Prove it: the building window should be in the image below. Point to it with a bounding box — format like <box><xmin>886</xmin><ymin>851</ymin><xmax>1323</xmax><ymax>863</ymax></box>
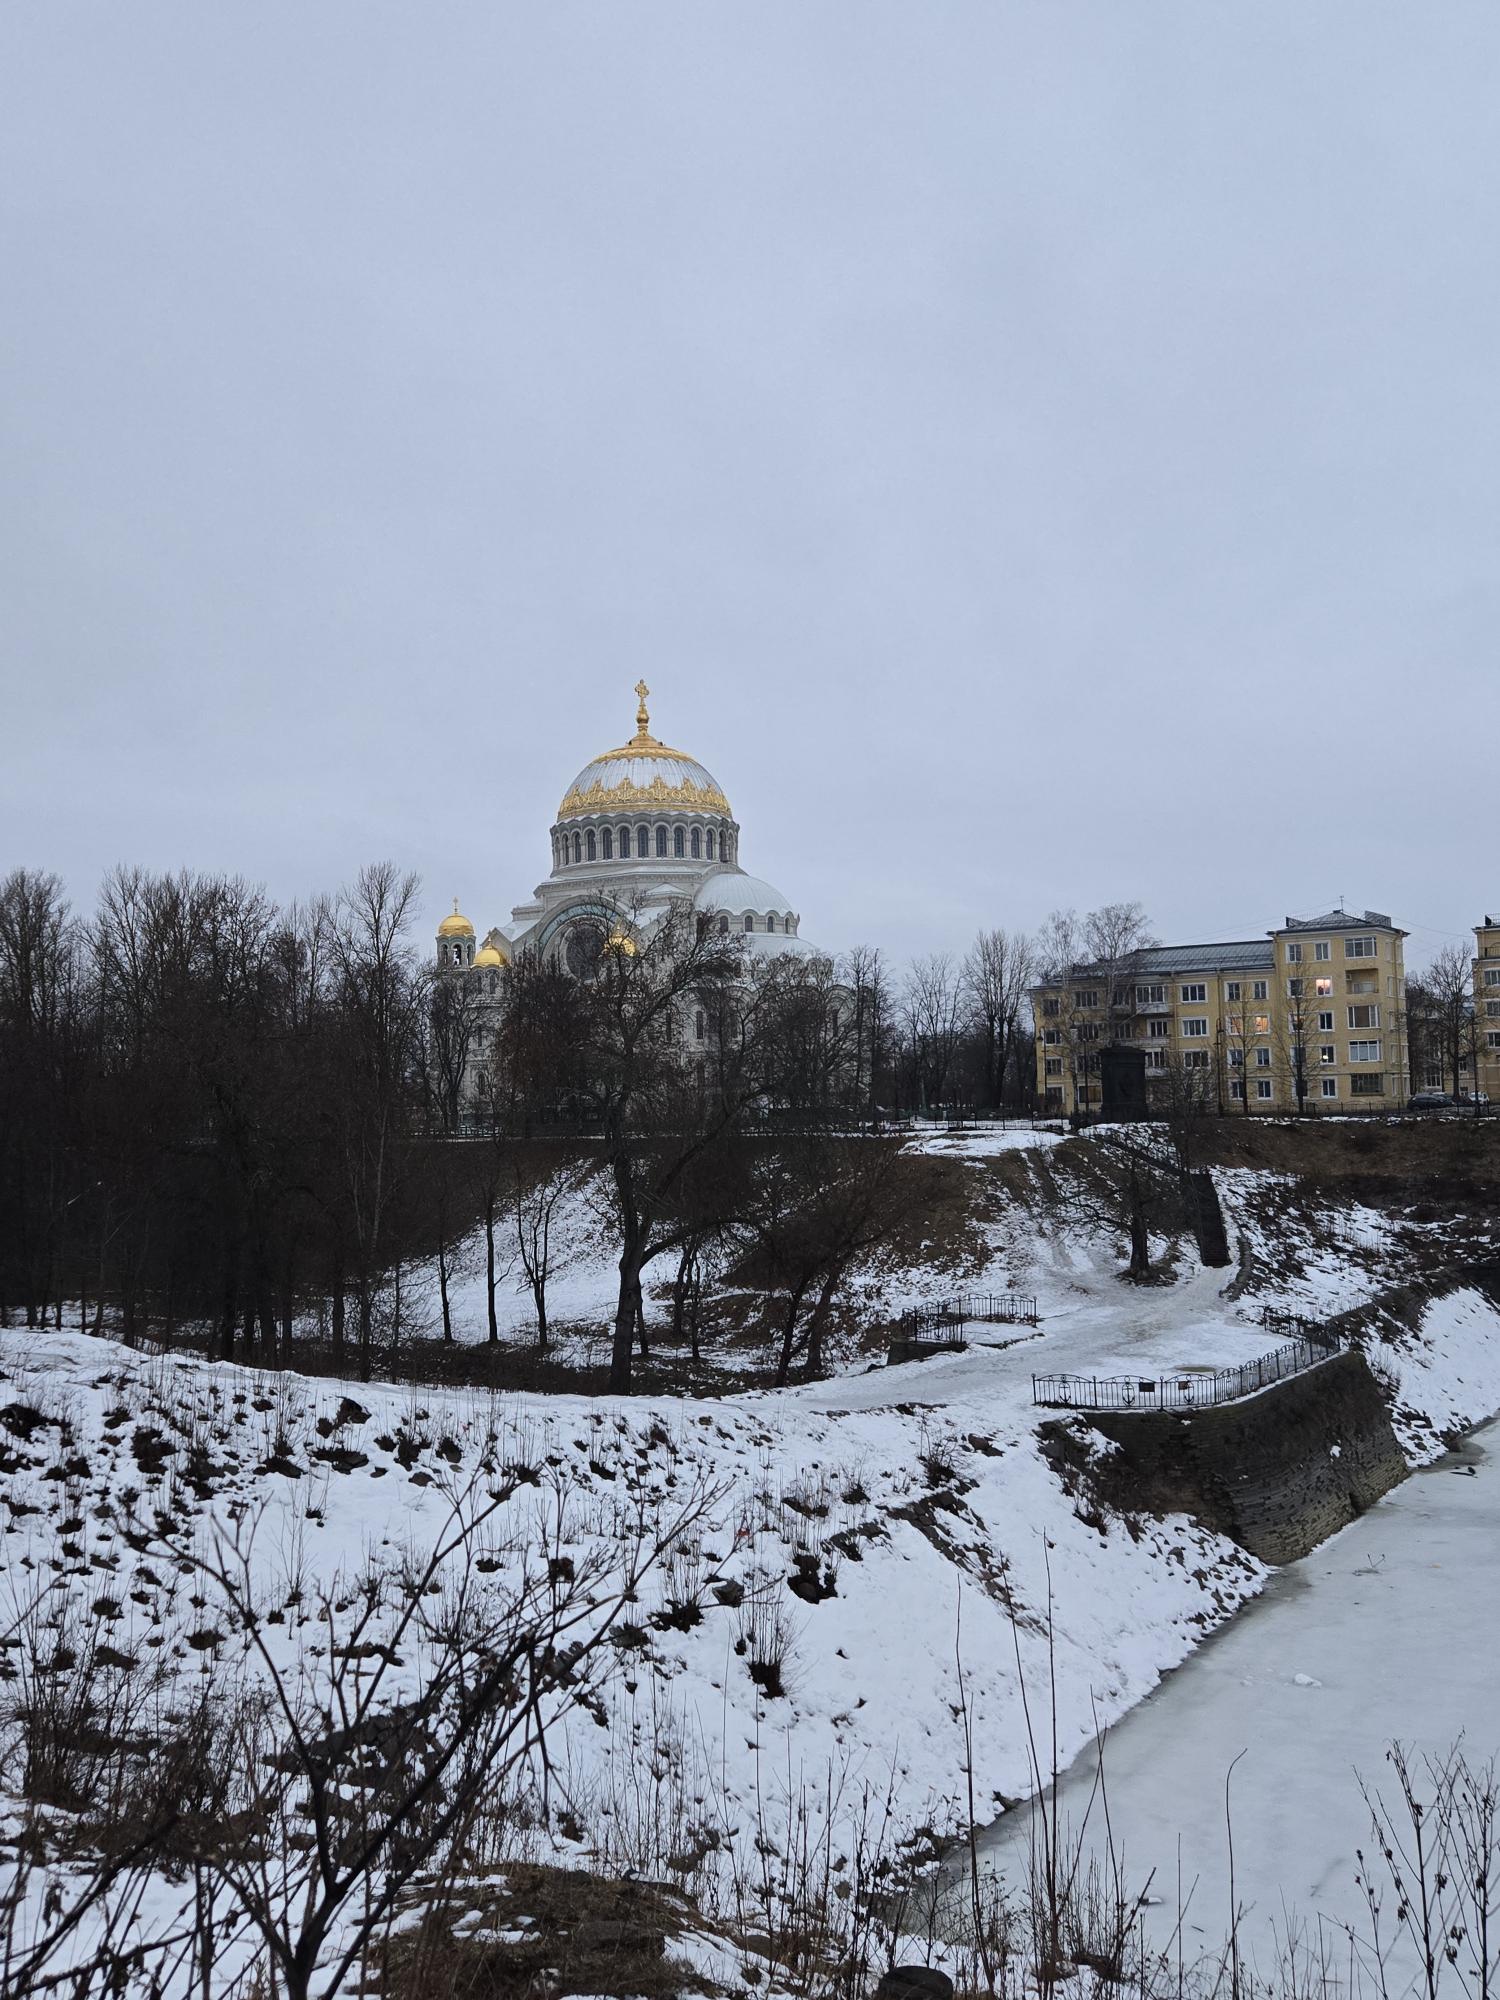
<box><xmin>1045</xmin><ymin>1087</ymin><xmax>1064</xmax><ymax>1108</ymax></box>
<box><xmin>1315</xmin><ymin>978</ymin><xmax>1333</xmax><ymax>997</ymax></box>
<box><xmin>601</xmin><ymin>827</ymin><xmax>613</xmax><ymax>859</ymax></box>
<box><xmin>585</xmin><ymin>829</ymin><xmax>597</xmax><ymax>861</ymax></box>
<box><xmin>691</xmin><ymin>827</ymin><xmax>701</xmax><ymax>858</ymax></box>
<box><xmin>1229</xmin><ymin>1048</ymin><xmax>1244</xmax><ymax>1067</ymax></box>
<box><xmin>1230</xmin><ymin>1079</ymin><xmax>1245</xmax><ymax>1100</ymax></box>
<box><xmin>1145</xmin><ymin>1049</ymin><xmax>1167</xmax><ymax>1072</ymax></box>
<box><xmin>1149</xmin><ymin>1018</ymin><xmax>1169</xmax><ymax>1039</ymax></box>
<box><xmin>1181</xmin><ymin>1017</ymin><xmax>1208</xmax><ymax>1038</ymax></box>
<box><xmin>1318</xmin><ymin>1011</ymin><xmax>1334</xmax><ymax>1032</ymax></box>
<box><xmin>1256</xmin><ymin>1046</ymin><xmax>1272</xmax><ymax>1068</ymax></box>
<box><xmin>1253</xmin><ymin>1014</ymin><xmax>1270</xmax><ymax>1034</ymax></box>
<box><xmin>1076</xmin><ymin>990</ymin><xmax>1099</xmax><ymax>1008</ymax></box>
<box><xmin>718</xmin><ymin>914</ymin><xmax>729</xmax><ymax>935</ymax></box>
<box><xmin>1181</xmin><ymin>983</ymin><xmax>1207</xmax><ymax>1003</ymax></box>
<box><xmin>767</xmin><ymin>913</ymin><xmax>777</xmax><ymax>932</ymax></box>
<box><xmin>1136</xmin><ymin>983</ymin><xmax>1165</xmax><ymax>1005</ymax></box>
<box><xmin>1042</xmin><ymin>997</ymin><xmax>1060</xmax><ymax>1017</ymax></box>
<box><xmin>1286</xmin><ymin>942</ymin><xmax>1302</xmax><ymax>963</ymax></box>
<box><xmin>1347</xmin><ymin>1005</ymin><xmax>1380</xmax><ymax>1030</ymax></box>
<box><xmin>1314</xmin><ymin>941</ymin><xmax>1331</xmax><ymax>961</ymax></box>
<box><xmin>1484</xmin><ymin>967</ymin><xmax>1500</xmax><ymax>988</ymax></box>
<box><xmin>743</xmin><ymin>913</ymin><xmax>754</xmax><ymax>932</ymax></box>
<box><xmin>572</xmin><ymin>832</ymin><xmax>582</xmax><ymax>863</ymax></box>
<box><xmin>1077</xmin><ymin>1022</ymin><xmax>1100</xmax><ymax>1042</ymax></box>
<box><xmin>617</xmin><ymin>826</ymin><xmax>630</xmax><ymax>857</ymax></box>
<box><xmin>673</xmin><ymin>826</ymin><xmax>685</xmax><ymax>858</ymax></box>
<box><xmin>1320</xmin><ymin>1045</ymin><xmax>1336</xmax><ymax>1065</ymax></box>
<box><xmin>638</xmin><ymin>824</ymin><xmax>650</xmax><ymax>856</ymax></box>
<box><xmin>705</xmin><ymin>829</ymin><xmax>716</xmax><ymax>860</ymax></box>
<box><xmin>1252</xmin><ymin>980</ymin><xmax>1268</xmax><ymax>1001</ymax></box>
<box><xmin>1183</xmin><ymin>1049</ymin><xmax>1210</xmax><ymax>1069</ymax></box>
<box><xmin>1044</xmin><ymin>1057</ymin><xmax>1063</xmax><ymax>1077</ymax></box>
<box><xmin>1042</xmin><ymin>1029</ymin><xmax>1060</xmax><ymax>1045</ymax></box>
<box><xmin>1321</xmin><ymin>1076</ymin><xmax>1339</xmax><ymax>1098</ymax></box>
<box><xmin>1225</xmin><ymin>982</ymin><xmax>1242</xmax><ymax>1001</ymax></box>
<box><xmin>1346</xmin><ymin>936</ymin><xmax>1377</xmax><ymax>958</ymax></box>
<box><xmin>656</xmin><ymin>826</ymin><xmax>668</xmax><ymax>858</ymax></box>
<box><xmin>1488</xmin><ymin>1032</ymin><xmax>1500</xmax><ymax>1049</ymax></box>
<box><xmin>1350</xmin><ymin>1072</ymin><xmax>1385</xmax><ymax>1095</ymax></box>
<box><xmin>1349</xmin><ymin>1040</ymin><xmax>1382</xmax><ymax>1063</ymax></box>
<box><xmin>1486</xmin><ymin>1002</ymin><xmax>1500</xmax><ymax>1019</ymax></box>
<box><xmin>1256</xmin><ymin>1079</ymin><xmax>1274</xmax><ymax>1099</ymax></box>
<box><xmin>694</xmin><ymin>1010</ymin><xmax>706</xmax><ymax>1041</ymax></box>
<box><xmin>1288</xmin><ymin>978</ymin><xmax>1304</xmax><ymax>998</ymax></box>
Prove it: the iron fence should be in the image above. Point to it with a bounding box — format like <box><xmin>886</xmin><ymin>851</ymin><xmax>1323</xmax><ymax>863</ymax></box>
<box><xmin>900</xmin><ymin>1294</ymin><xmax>1039</xmax><ymax>1344</ymax></box>
<box><xmin>1032</xmin><ymin>1329</ymin><xmax>1341</xmax><ymax>1413</ymax></box>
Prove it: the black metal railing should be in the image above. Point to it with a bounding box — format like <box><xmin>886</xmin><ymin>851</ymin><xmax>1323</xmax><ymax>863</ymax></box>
<box><xmin>1032</xmin><ymin>1329</ymin><xmax>1341</xmax><ymax>1412</ymax></box>
<box><xmin>900</xmin><ymin>1294</ymin><xmax>1040</xmax><ymax>1345</ymax></box>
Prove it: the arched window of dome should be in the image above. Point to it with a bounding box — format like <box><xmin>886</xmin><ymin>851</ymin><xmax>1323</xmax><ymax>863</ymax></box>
<box><xmin>601</xmin><ymin>827</ymin><xmax>613</xmax><ymax>860</ymax></box>
<box><xmin>673</xmin><ymin>826</ymin><xmax>685</xmax><ymax>859</ymax></box>
<box><xmin>717</xmin><ymin>914</ymin><xmax>729</xmax><ymax>935</ymax></box>
<box><xmin>487</xmin><ymin>971</ymin><xmax>498</xmax><ymax>996</ymax></box>
<box><xmin>585</xmin><ymin>828</ymin><xmax>597</xmax><ymax>862</ymax></box>
<box><xmin>767</xmin><ymin>913</ymin><xmax>777</xmax><ymax>933</ymax></box>
<box><xmin>690</xmin><ymin>827</ymin><xmax>701</xmax><ymax>859</ymax></box>
<box><xmin>637</xmin><ymin>823</ymin><xmax>650</xmax><ymax>857</ymax></box>
<box><xmin>694</xmin><ymin>1009</ymin><xmax>705</xmax><ymax>1041</ymax></box>
<box><xmin>655</xmin><ymin>825</ymin><xmax>668</xmax><ymax>858</ymax></box>
<box><xmin>618</xmin><ymin>826</ymin><xmax>630</xmax><ymax>858</ymax></box>
<box><xmin>705</xmin><ymin>828</ymin><xmax>715</xmax><ymax>860</ymax></box>
<box><xmin>743</xmin><ymin>913</ymin><xmax>754</xmax><ymax>934</ymax></box>
<box><xmin>572</xmin><ymin>831</ymin><xmax>582</xmax><ymax>864</ymax></box>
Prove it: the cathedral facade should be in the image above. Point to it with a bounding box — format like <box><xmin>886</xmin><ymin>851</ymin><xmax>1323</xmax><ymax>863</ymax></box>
<box><xmin>435</xmin><ymin>685</ymin><xmax>823</xmax><ymax>1099</ymax></box>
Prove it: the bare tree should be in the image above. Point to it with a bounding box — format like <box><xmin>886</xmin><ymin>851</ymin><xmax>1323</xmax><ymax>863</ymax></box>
<box><xmin>961</xmin><ymin>927</ymin><xmax>1034</xmax><ymax>1112</ymax></box>
<box><xmin>512</xmin><ymin>1153</ymin><xmax>582</xmax><ymax>1349</ymax></box>
<box><xmin>902</xmin><ymin>953</ymin><xmax>963</xmax><ymax>1114</ymax></box>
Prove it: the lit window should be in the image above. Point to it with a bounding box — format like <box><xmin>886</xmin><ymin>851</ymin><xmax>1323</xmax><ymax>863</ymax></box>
<box><xmin>1319</xmin><ymin>1045</ymin><xmax>1336</xmax><ymax>1065</ymax></box>
<box><xmin>1253</xmin><ymin>1014</ymin><xmax>1270</xmax><ymax>1034</ymax></box>
<box><xmin>1315</xmin><ymin>978</ymin><xmax>1333</xmax><ymax>997</ymax></box>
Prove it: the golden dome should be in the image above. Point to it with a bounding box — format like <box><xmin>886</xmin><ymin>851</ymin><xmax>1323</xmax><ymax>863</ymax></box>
<box><xmin>473</xmin><ymin>942</ymin><xmax>509</xmax><ymax>970</ymax></box>
<box><xmin>557</xmin><ymin>682</ymin><xmax>732</xmax><ymax>823</ymax></box>
<box><xmin>437</xmin><ymin>898</ymin><xmax>475</xmax><ymax>939</ymax></box>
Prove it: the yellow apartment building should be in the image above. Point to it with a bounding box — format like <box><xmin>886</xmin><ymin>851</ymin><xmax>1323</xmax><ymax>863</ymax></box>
<box><xmin>1475</xmin><ymin>918</ymin><xmax>1500</xmax><ymax>1101</ymax></box>
<box><xmin>1033</xmin><ymin>908</ymin><xmax>1409</xmax><ymax>1116</ymax></box>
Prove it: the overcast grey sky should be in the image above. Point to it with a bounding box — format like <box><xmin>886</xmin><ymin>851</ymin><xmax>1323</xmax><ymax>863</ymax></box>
<box><xmin>3</xmin><ymin>5</ymin><xmax>1495</xmax><ymax>969</ymax></box>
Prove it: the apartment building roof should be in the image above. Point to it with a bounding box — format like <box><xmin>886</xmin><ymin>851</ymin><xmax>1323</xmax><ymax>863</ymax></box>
<box><xmin>1281</xmin><ymin>907</ymin><xmax>1395</xmax><ymax>931</ymax></box>
<box><xmin>1037</xmin><ymin>938</ymin><xmax>1275</xmax><ymax>986</ymax></box>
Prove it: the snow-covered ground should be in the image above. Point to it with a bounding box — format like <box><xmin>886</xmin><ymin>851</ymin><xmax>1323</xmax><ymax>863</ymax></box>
<box><xmin>5</xmin><ymin>1135</ymin><xmax>1500</xmax><ymax>1993</ymax></box>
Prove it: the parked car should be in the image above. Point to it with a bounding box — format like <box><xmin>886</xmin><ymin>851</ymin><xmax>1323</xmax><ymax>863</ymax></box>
<box><xmin>1456</xmin><ymin>1091</ymin><xmax>1492</xmax><ymax>1109</ymax></box>
<box><xmin>1408</xmin><ymin>1090</ymin><xmax>1454</xmax><ymax>1111</ymax></box>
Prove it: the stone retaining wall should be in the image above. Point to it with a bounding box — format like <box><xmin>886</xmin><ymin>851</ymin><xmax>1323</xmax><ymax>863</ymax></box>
<box><xmin>1081</xmin><ymin>1349</ymin><xmax>1408</xmax><ymax>1563</ymax></box>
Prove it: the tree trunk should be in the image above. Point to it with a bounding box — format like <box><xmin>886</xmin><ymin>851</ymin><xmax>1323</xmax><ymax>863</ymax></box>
<box><xmin>437</xmin><ymin>1232</ymin><xmax>452</xmax><ymax>1343</ymax></box>
<box><xmin>530</xmin><ymin>1269</ymin><xmax>548</xmax><ymax>1351</ymax></box>
<box><xmin>331</xmin><ymin>1270</ymin><xmax>345</xmax><ymax>1362</ymax></box>
<box><xmin>356</xmin><ymin>1284</ymin><xmax>373</xmax><ymax>1382</ymax></box>
<box><xmin>774</xmin><ymin>1279</ymin><xmax>809</xmax><ymax>1387</ymax></box>
<box><xmin>1126</xmin><ymin>1198</ymin><xmax>1151</xmax><ymax>1281</ymax></box>
<box><xmin>804</xmin><ymin>1270</ymin><xmax>841</xmax><ymax>1380</ymax></box>
<box><xmin>484</xmin><ymin>1192</ymin><xmax>499</xmax><ymax>1344</ymax></box>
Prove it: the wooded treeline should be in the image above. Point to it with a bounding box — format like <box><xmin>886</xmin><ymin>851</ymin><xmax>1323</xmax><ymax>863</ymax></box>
<box><xmin>0</xmin><ymin>865</ymin><xmax>1040</xmax><ymax>1388</ymax></box>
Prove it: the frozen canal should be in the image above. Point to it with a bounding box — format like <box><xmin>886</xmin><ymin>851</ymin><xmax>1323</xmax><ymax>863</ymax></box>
<box><xmin>973</xmin><ymin>1422</ymin><xmax>1500</xmax><ymax>1977</ymax></box>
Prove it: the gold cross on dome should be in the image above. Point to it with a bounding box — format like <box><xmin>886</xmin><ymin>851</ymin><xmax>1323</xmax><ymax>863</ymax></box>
<box><xmin>634</xmin><ymin>679</ymin><xmax>651</xmax><ymax>737</ymax></box>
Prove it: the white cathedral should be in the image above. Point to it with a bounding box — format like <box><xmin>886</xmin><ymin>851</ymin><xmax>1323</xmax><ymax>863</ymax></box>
<box><xmin>435</xmin><ymin>682</ymin><xmax>822</xmax><ymax>1005</ymax></box>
